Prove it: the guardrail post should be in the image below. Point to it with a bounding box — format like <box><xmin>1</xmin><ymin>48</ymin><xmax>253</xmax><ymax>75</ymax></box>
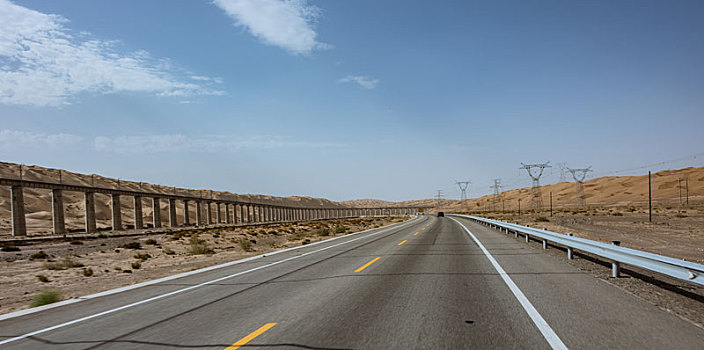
<box><xmin>11</xmin><ymin>185</ymin><xmax>27</xmax><ymax>236</ymax></box>
<box><xmin>169</xmin><ymin>198</ymin><xmax>177</xmax><ymax>227</ymax></box>
<box><xmin>611</xmin><ymin>241</ymin><xmax>621</xmax><ymax>278</ymax></box>
<box><xmin>51</xmin><ymin>189</ymin><xmax>66</xmax><ymax>235</ymax></box>
<box><xmin>134</xmin><ymin>196</ymin><xmax>143</xmax><ymax>229</ymax></box>
<box><xmin>111</xmin><ymin>194</ymin><xmax>122</xmax><ymax>230</ymax></box>
<box><xmin>184</xmin><ymin>200</ymin><xmax>190</xmax><ymax>226</ymax></box>
<box><xmin>152</xmin><ymin>197</ymin><xmax>161</xmax><ymax>228</ymax></box>
<box><xmin>542</xmin><ymin>240</ymin><xmax>547</xmax><ymax>250</ymax></box>
<box><xmin>525</xmin><ymin>234</ymin><xmax>530</xmax><ymax>243</ymax></box>
<box><xmin>85</xmin><ymin>192</ymin><xmax>97</xmax><ymax>233</ymax></box>
<box><xmin>566</xmin><ymin>233</ymin><xmax>573</xmax><ymax>259</ymax></box>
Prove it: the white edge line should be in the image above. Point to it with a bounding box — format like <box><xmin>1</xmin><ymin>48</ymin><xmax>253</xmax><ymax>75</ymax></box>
<box><xmin>0</xmin><ymin>217</ymin><xmax>424</xmax><ymax>345</ymax></box>
<box><xmin>0</xmin><ymin>217</ymin><xmax>422</xmax><ymax>323</ymax></box>
<box><xmin>448</xmin><ymin>217</ymin><xmax>568</xmax><ymax>350</ymax></box>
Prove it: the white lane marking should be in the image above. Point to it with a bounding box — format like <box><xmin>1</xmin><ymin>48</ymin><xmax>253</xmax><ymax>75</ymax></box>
<box><xmin>0</xmin><ymin>217</ymin><xmax>423</xmax><ymax>323</ymax></box>
<box><xmin>449</xmin><ymin>217</ymin><xmax>568</xmax><ymax>350</ymax></box>
<box><xmin>0</xmin><ymin>217</ymin><xmax>424</xmax><ymax>346</ymax></box>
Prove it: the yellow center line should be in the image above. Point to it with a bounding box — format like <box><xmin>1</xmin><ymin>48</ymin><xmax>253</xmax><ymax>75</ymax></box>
<box><xmin>355</xmin><ymin>257</ymin><xmax>381</xmax><ymax>272</ymax></box>
<box><xmin>225</xmin><ymin>323</ymin><xmax>277</xmax><ymax>350</ymax></box>
<box><xmin>398</xmin><ymin>240</ymin><xmax>408</xmax><ymax>246</ymax></box>
<box><xmin>413</xmin><ymin>231</ymin><xmax>419</xmax><ymax>236</ymax></box>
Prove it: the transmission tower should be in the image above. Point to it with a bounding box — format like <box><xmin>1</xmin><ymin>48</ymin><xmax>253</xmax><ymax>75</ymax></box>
<box><xmin>556</xmin><ymin>162</ymin><xmax>568</xmax><ymax>182</ymax></box>
<box><xmin>567</xmin><ymin>166</ymin><xmax>592</xmax><ymax>207</ymax></box>
<box><xmin>490</xmin><ymin>179</ymin><xmax>502</xmax><ymax>210</ymax></box>
<box><xmin>520</xmin><ymin>162</ymin><xmax>551</xmax><ymax>210</ymax></box>
<box><xmin>435</xmin><ymin>190</ymin><xmax>444</xmax><ymax>208</ymax></box>
<box><xmin>455</xmin><ymin>180</ymin><xmax>471</xmax><ymax>201</ymax></box>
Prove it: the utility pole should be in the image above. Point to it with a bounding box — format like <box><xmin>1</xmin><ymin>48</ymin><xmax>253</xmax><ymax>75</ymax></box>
<box><xmin>648</xmin><ymin>171</ymin><xmax>652</xmax><ymax>223</ymax></box>
<box><xmin>678</xmin><ymin>178</ymin><xmax>682</xmax><ymax>205</ymax></box>
<box><xmin>686</xmin><ymin>177</ymin><xmax>689</xmax><ymax>206</ymax></box>
<box><xmin>550</xmin><ymin>191</ymin><xmax>553</xmax><ymax>217</ymax></box>
<box><xmin>455</xmin><ymin>181</ymin><xmax>470</xmax><ymax>201</ymax></box>
<box><xmin>518</xmin><ymin>198</ymin><xmax>521</xmax><ymax>215</ymax></box>
<box><xmin>567</xmin><ymin>166</ymin><xmax>592</xmax><ymax>208</ymax></box>
<box><xmin>521</xmin><ymin>162</ymin><xmax>551</xmax><ymax>210</ymax></box>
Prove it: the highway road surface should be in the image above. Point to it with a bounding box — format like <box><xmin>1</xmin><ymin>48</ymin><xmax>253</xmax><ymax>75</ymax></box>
<box><xmin>1</xmin><ymin>215</ymin><xmax>703</xmax><ymax>349</ymax></box>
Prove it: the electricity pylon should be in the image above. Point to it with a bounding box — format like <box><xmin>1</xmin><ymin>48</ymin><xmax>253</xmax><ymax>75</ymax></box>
<box><xmin>455</xmin><ymin>180</ymin><xmax>470</xmax><ymax>201</ymax></box>
<box><xmin>520</xmin><ymin>162</ymin><xmax>551</xmax><ymax>210</ymax></box>
<box><xmin>568</xmin><ymin>166</ymin><xmax>592</xmax><ymax>207</ymax></box>
<box><xmin>490</xmin><ymin>179</ymin><xmax>502</xmax><ymax>210</ymax></box>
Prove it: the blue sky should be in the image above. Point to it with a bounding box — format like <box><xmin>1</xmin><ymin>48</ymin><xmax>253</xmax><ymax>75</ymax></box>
<box><xmin>1</xmin><ymin>0</ymin><xmax>703</xmax><ymax>201</ymax></box>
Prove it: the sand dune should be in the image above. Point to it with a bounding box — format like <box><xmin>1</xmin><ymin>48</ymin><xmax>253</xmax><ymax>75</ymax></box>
<box><xmin>344</xmin><ymin>167</ymin><xmax>704</xmax><ymax>212</ymax></box>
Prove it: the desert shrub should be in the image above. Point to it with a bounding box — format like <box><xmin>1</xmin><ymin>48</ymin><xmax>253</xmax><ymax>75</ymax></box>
<box><xmin>69</xmin><ymin>240</ymin><xmax>83</xmax><ymax>245</ymax></box>
<box><xmin>44</xmin><ymin>257</ymin><xmax>84</xmax><ymax>270</ymax></box>
<box><xmin>97</xmin><ymin>233</ymin><xmax>108</xmax><ymax>238</ymax></box>
<box><xmin>675</xmin><ymin>213</ymin><xmax>687</xmax><ymax>218</ymax></box>
<box><xmin>82</xmin><ymin>268</ymin><xmax>94</xmax><ymax>277</ymax></box>
<box><xmin>163</xmin><ymin>248</ymin><xmax>175</xmax><ymax>255</ymax></box>
<box><xmin>612</xmin><ymin>212</ymin><xmax>623</xmax><ymax>216</ymax></box>
<box><xmin>122</xmin><ymin>269</ymin><xmax>132</xmax><ymax>273</ymax></box>
<box><xmin>131</xmin><ymin>262</ymin><xmax>141</xmax><ymax>269</ymax></box>
<box><xmin>36</xmin><ymin>274</ymin><xmax>50</xmax><ymax>283</ymax></box>
<box><xmin>30</xmin><ymin>290</ymin><xmax>62</xmax><ymax>307</ymax></box>
<box><xmin>302</xmin><ymin>239</ymin><xmax>311</xmax><ymax>245</ymax></box>
<box><xmin>187</xmin><ymin>236</ymin><xmax>214</xmax><ymax>255</ymax></box>
<box><xmin>30</xmin><ymin>251</ymin><xmax>49</xmax><ymax>260</ymax></box>
<box><xmin>145</xmin><ymin>239</ymin><xmax>158</xmax><ymax>245</ymax></box>
<box><xmin>535</xmin><ymin>216</ymin><xmax>549</xmax><ymax>222</ymax></box>
<box><xmin>665</xmin><ymin>206</ymin><xmax>672</xmax><ymax>210</ymax></box>
<box><xmin>334</xmin><ymin>226</ymin><xmax>348</xmax><ymax>234</ymax></box>
<box><xmin>133</xmin><ymin>253</ymin><xmax>151</xmax><ymax>261</ymax></box>
<box><xmin>120</xmin><ymin>242</ymin><xmax>141</xmax><ymax>250</ymax></box>
<box><xmin>315</xmin><ymin>227</ymin><xmax>331</xmax><ymax>236</ymax></box>
<box><xmin>114</xmin><ymin>266</ymin><xmax>122</xmax><ymax>271</ymax></box>
<box><xmin>236</xmin><ymin>237</ymin><xmax>254</xmax><ymax>252</ymax></box>
<box><xmin>1</xmin><ymin>245</ymin><xmax>20</xmax><ymax>252</ymax></box>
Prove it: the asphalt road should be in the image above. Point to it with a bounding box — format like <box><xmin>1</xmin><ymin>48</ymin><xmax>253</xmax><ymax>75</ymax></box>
<box><xmin>1</xmin><ymin>215</ymin><xmax>703</xmax><ymax>349</ymax></box>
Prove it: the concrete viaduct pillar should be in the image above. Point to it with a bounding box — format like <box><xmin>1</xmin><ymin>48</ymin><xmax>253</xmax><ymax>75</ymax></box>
<box><xmin>169</xmin><ymin>198</ymin><xmax>177</xmax><ymax>227</ymax></box>
<box><xmin>134</xmin><ymin>196</ymin><xmax>143</xmax><ymax>229</ymax></box>
<box><xmin>85</xmin><ymin>192</ymin><xmax>97</xmax><ymax>233</ymax></box>
<box><xmin>152</xmin><ymin>197</ymin><xmax>161</xmax><ymax>228</ymax></box>
<box><xmin>52</xmin><ymin>189</ymin><xmax>66</xmax><ymax>235</ymax></box>
<box><xmin>184</xmin><ymin>200</ymin><xmax>190</xmax><ymax>226</ymax></box>
<box><xmin>226</xmin><ymin>203</ymin><xmax>233</xmax><ymax>224</ymax></box>
<box><xmin>111</xmin><ymin>194</ymin><xmax>122</xmax><ymax>230</ymax></box>
<box><xmin>206</xmin><ymin>202</ymin><xmax>214</xmax><ymax>225</ymax></box>
<box><xmin>216</xmin><ymin>202</ymin><xmax>222</xmax><ymax>224</ymax></box>
<box><xmin>196</xmin><ymin>201</ymin><xmax>203</xmax><ymax>226</ymax></box>
<box><xmin>11</xmin><ymin>185</ymin><xmax>27</xmax><ymax>236</ymax></box>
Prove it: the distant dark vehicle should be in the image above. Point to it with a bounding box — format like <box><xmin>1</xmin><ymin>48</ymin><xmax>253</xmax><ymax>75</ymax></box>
<box><xmin>437</xmin><ymin>212</ymin><xmax>444</xmax><ymax>217</ymax></box>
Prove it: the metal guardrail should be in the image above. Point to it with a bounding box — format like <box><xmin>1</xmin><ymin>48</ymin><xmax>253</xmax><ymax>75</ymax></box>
<box><xmin>451</xmin><ymin>214</ymin><xmax>704</xmax><ymax>288</ymax></box>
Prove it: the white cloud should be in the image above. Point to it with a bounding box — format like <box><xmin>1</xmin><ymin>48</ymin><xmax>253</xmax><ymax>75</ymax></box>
<box><xmin>213</xmin><ymin>0</ymin><xmax>329</xmax><ymax>55</ymax></box>
<box><xmin>0</xmin><ymin>0</ymin><xmax>223</xmax><ymax>107</ymax></box>
<box><xmin>338</xmin><ymin>75</ymin><xmax>379</xmax><ymax>89</ymax></box>
<box><xmin>93</xmin><ymin>134</ymin><xmax>342</xmax><ymax>154</ymax></box>
<box><xmin>0</xmin><ymin>129</ymin><xmax>83</xmax><ymax>149</ymax></box>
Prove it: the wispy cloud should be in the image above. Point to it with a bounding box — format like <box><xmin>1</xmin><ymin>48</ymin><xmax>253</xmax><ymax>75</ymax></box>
<box><xmin>0</xmin><ymin>129</ymin><xmax>83</xmax><ymax>149</ymax></box>
<box><xmin>93</xmin><ymin>134</ymin><xmax>343</xmax><ymax>154</ymax></box>
<box><xmin>213</xmin><ymin>0</ymin><xmax>329</xmax><ymax>55</ymax></box>
<box><xmin>0</xmin><ymin>0</ymin><xmax>224</xmax><ymax>107</ymax></box>
<box><xmin>338</xmin><ymin>75</ymin><xmax>379</xmax><ymax>89</ymax></box>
